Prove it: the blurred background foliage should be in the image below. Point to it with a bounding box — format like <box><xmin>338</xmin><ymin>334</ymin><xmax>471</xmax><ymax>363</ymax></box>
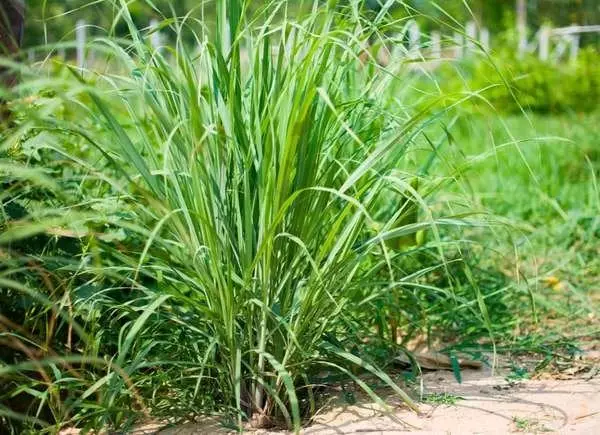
<box><xmin>429</xmin><ymin>46</ymin><xmax>600</xmax><ymax>114</ymax></box>
<box><xmin>23</xmin><ymin>0</ymin><xmax>600</xmax><ymax>48</ymax></box>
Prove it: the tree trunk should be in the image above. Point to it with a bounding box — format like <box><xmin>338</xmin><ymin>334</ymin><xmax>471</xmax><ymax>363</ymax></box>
<box><xmin>0</xmin><ymin>0</ymin><xmax>25</xmax><ymax>120</ymax></box>
<box><xmin>0</xmin><ymin>0</ymin><xmax>24</xmax><ymax>52</ymax></box>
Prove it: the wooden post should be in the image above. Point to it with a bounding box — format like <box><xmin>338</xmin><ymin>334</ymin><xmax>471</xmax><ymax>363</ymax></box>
<box><xmin>539</xmin><ymin>25</ymin><xmax>550</xmax><ymax>61</ymax></box>
<box><xmin>430</xmin><ymin>31</ymin><xmax>441</xmax><ymax>59</ymax></box>
<box><xmin>465</xmin><ymin>21</ymin><xmax>477</xmax><ymax>53</ymax></box>
<box><xmin>0</xmin><ymin>0</ymin><xmax>24</xmax><ymax>56</ymax></box>
<box><xmin>570</xmin><ymin>34</ymin><xmax>580</xmax><ymax>62</ymax></box>
<box><xmin>76</xmin><ymin>19</ymin><xmax>86</xmax><ymax>69</ymax></box>
<box><xmin>285</xmin><ymin>26</ymin><xmax>296</xmax><ymax>58</ymax></box>
<box><xmin>453</xmin><ymin>32</ymin><xmax>464</xmax><ymax>58</ymax></box>
<box><xmin>480</xmin><ymin>27</ymin><xmax>490</xmax><ymax>52</ymax></box>
<box><xmin>0</xmin><ymin>0</ymin><xmax>25</xmax><ymax>119</ymax></box>
<box><xmin>149</xmin><ymin>19</ymin><xmax>161</xmax><ymax>50</ymax></box>
<box><xmin>390</xmin><ymin>36</ymin><xmax>403</xmax><ymax>63</ymax></box>
<box><xmin>517</xmin><ymin>0</ymin><xmax>527</xmax><ymax>57</ymax></box>
<box><xmin>408</xmin><ymin>21</ymin><xmax>420</xmax><ymax>58</ymax></box>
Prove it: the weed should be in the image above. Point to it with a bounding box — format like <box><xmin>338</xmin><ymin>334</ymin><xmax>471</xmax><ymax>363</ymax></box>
<box><xmin>512</xmin><ymin>416</ymin><xmax>552</xmax><ymax>433</ymax></box>
<box><xmin>422</xmin><ymin>392</ymin><xmax>464</xmax><ymax>405</ymax></box>
<box><xmin>506</xmin><ymin>364</ymin><xmax>530</xmax><ymax>382</ymax></box>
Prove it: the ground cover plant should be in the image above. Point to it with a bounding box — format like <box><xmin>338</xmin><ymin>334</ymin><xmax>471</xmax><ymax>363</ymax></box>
<box><xmin>420</xmin><ymin>110</ymin><xmax>600</xmax><ymax>372</ymax></box>
<box><xmin>0</xmin><ymin>1</ymin><xmax>508</xmax><ymax>432</ymax></box>
<box><xmin>449</xmin><ymin>112</ymin><xmax>599</xmax><ymax>337</ymax></box>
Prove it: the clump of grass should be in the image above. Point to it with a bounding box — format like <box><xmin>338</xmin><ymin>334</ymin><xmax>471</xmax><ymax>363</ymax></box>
<box><xmin>422</xmin><ymin>392</ymin><xmax>464</xmax><ymax>405</ymax></box>
<box><xmin>0</xmin><ymin>0</ymin><xmax>496</xmax><ymax>432</ymax></box>
<box><xmin>512</xmin><ymin>416</ymin><xmax>552</xmax><ymax>433</ymax></box>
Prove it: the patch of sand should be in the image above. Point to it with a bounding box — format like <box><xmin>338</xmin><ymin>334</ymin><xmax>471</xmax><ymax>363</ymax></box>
<box><xmin>153</xmin><ymin>369</ymin><xmax>600</xmax><ymax>434</ymax></box>
<box><xmin>294</xmin><ymin>370</ymin><xmax>600</xmax><ymax>434</ymax></box>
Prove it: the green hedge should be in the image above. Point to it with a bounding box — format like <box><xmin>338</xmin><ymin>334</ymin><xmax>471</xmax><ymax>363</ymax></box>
<box><xmin>434</xmin><ymin>47</ymin><xmax>600</xmax><ymax>114</ymax></box>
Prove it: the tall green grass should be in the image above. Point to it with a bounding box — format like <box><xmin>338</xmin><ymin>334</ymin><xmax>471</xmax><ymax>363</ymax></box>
<box><xmin>0</xmin><ymin>0</ymin><xmax>496</xmax><ymax>432</ymax></box>
<box><xmin>449</xmin><ymin>113</ymin><xmax>599</xmax><ymax>323</ymax></box>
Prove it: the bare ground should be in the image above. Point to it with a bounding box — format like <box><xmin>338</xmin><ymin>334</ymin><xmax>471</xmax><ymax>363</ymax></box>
<box><xmin>286</xmin><ymin>370</ymin><xmax>600</xmax><ymax>434</ymax></box>
<box><xmin>145</xmin><ymin>349</ymin><xmax>600</xmax><ymax>435</ymax></box>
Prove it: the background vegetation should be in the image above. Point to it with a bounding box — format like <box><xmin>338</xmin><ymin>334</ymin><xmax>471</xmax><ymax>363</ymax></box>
<box><xmin>23</xmin><ymin>0</ymin><xmax>600</xmax><ymax>48</ymax></box>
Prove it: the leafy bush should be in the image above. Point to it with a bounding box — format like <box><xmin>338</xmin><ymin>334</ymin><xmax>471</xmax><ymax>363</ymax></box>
<box><xmin>435</xmin><ymin>46</ymin><xmax>600</xmax><ymax>114</ymax></box>
<box><xmin>0</xmin><ymin>1</ymin><xmax>507</xmax><ymax>432</ymax></box>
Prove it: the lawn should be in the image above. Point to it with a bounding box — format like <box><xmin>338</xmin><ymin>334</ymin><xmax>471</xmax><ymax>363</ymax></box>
<box><xmin>456</xmin><ymin>112</ymin><xmax>599</xmax><ymax>324</ymax></box>
<box><xmin>442</xmin><ymin>111</ymin><xmax>599</xmax><ymax>363</ymax></box>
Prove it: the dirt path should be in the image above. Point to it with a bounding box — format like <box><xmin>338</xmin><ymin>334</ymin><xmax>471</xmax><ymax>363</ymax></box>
<box><xmin>292</xmin><ymin>371</ymin><xmax>600</xmax><ymax>434</ymax></box>
<box><xmin>153</xmin><ymin>369</ymin><xmax>600</xmax><ymax>435</ymax></box>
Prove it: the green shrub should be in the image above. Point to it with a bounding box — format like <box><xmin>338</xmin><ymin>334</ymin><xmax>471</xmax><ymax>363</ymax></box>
<box><xmin>0</xmin><ymin>1</ymin><xmax>504</xmax><ymax>432</ymax></box>
<box><xmin>434</xmin><ymin>46</ymin><xmax>600</xmax><ymax>114</ymax></box>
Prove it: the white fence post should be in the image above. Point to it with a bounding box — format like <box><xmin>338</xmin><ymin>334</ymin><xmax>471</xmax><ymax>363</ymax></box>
<box><xmin>76</xmin><ymin>19</ymin><xmax>86</xmax><ymax>69</ymax></box>
<box><xmin>480</xmin><ymin>27</ymin><xmax>490</xmax><ymax>52</ymax></box>
<box><xmin>150</xmin><ymin>19</ymin><xmax>161</xmax><ymax>50</ymax></box>
<box><xmin>408</xmin><ymin>21</ymin><xmax>421</xmax><ymax>58</ymax></box>
<box><xmin>517</xmin><ymin>0</ymin><xmax>528</xmax><ymax>57</ymax></box>
<box><xmin>465</xmin><ymin>21</ymin><xmax>477</xmax><ymax>53</ymax></box>
<box><xmin>453</xmin><ymin>32</ymin><xmax>464</xmax><ymax>58</ymax></box>
<box><xmin>570</xmin><ymin>34</ymin><xmax>580</xmax><ymax>62</ymax></box>
<box><xmin>430</xmin><ymin>31</ymin><xmax>441</xmax><ymax>59</ymax></box>
<box><xmin>539</xmin><ymin>25</ymin><xmax>551</xmax><ymax>61</ymax></box>
<box><xmin>285</xmin><ymin>26</ymin><xmax>296</xmax><ymax>57</ymax></box>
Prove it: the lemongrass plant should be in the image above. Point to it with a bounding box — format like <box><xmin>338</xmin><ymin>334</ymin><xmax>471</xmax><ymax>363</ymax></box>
<box><xmin>0</xmin><ymin>0</ymin><xmax>485</xmax><ymax>431</ymax></box>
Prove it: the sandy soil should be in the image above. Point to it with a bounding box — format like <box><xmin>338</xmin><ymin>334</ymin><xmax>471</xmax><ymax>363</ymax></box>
<box><xmin>148</xmin><ymin>366</ymin><xmax>600</xmax><ymax>435</ymax></box>
<box><xmin>290</xmin><ymin>370</ymin><xmax>600</xmax><ymax>435</ymax></box>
